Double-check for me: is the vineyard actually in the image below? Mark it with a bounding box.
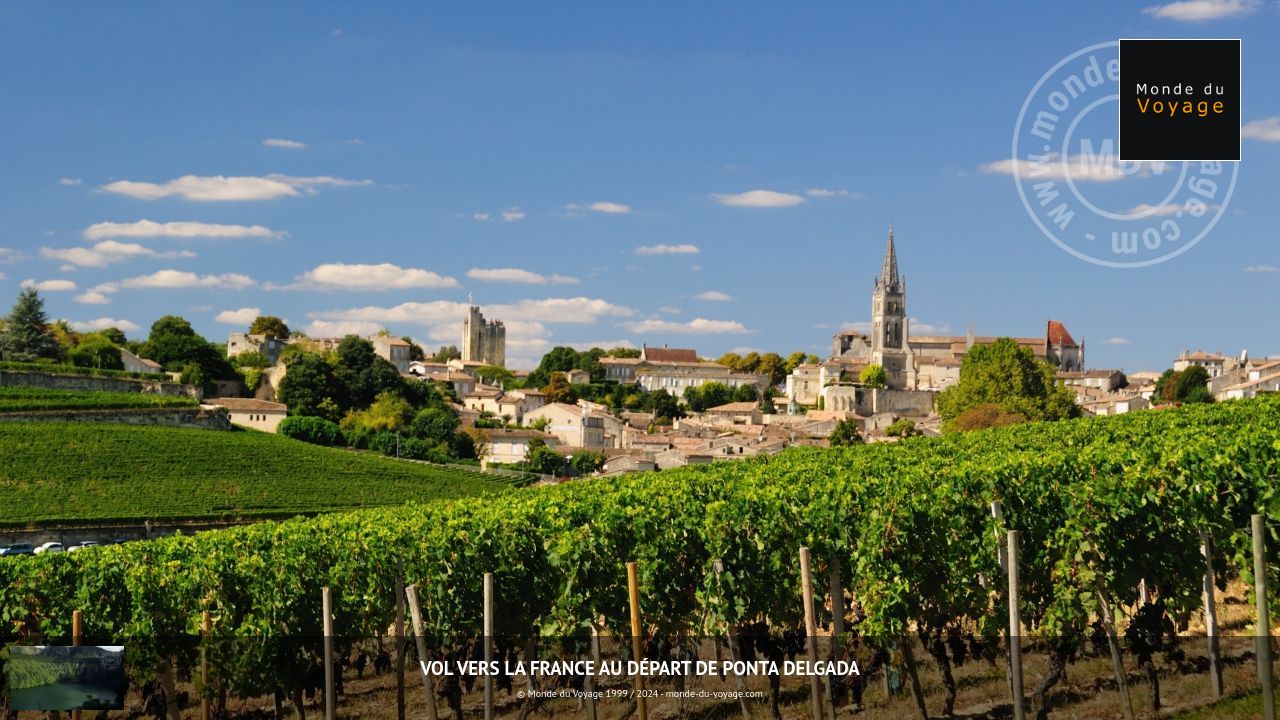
[0,423,512,527]
[0,360,168,381]
[2,397,1280,719]
[0,387,198,412]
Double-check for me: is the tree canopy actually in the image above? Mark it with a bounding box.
[935,338,1079,431]
[248,315,290,339]
[0,289,60,362]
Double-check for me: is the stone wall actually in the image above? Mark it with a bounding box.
[0,369,200,398]
[870,388,936,416]
[0,518,262,548]
[0,405,231,430]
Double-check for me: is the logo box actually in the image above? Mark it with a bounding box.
[1119,39,1240,162]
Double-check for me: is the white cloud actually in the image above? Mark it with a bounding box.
[69,317,140,332]
[303,319,385,337]
[1143,0,1259,21]
[566,339,635,351]
[694,290,732,302]
[980,154,1171,183]
[41,241,197,268]
[0,271,5,280]
[589,201,632,215]
[99,174,372,201]
[806,188,864,199]
[262,138,307,149]
[472,212,492,221]
[1242,117,1280,142]
[73,291,112,305]
[84,219,282,241]
[658,306,681,315]
[215,307,263,325]
[310,297,632,327]
[279,263,459,291]
[59,177,82,186]
[0,247,24,263]
[711,189,806,208]
[466,268,579,285]
[345,138,366,145]
[122,270,255,290]
[621,318,749,334]
[1103,337,1132,345]
[1126,202,1221,217]
[20,278,77,292]
[1245,265,1279,273]
[501,207,526,222]
[635,244,700,256]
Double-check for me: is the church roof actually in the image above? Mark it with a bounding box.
[641,345,699,363]
[1047,320,1077,347]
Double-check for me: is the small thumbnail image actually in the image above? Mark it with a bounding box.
[6,645,126,712]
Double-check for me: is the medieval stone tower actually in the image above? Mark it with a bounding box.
[869,225,915,390]
[461,303,506,367]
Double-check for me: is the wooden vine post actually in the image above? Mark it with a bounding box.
[825,557,842,719]
[1254,514,1275,720]
[626,561,649,720]
[404,584,440,720]
[1093,581,1136,720]
[72,609,83,720]
[201,609,212,720]
[395,580,407,720]
[1006,530,1025,720]
[1201,531,1222,699]
[323,586,335,720]
[798,547,825,720]
[483,572,495,720]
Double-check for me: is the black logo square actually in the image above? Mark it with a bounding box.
[1119,39,1240,161]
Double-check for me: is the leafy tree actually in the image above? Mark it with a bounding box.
[885,418,920,438]
[278,352,344,420]
[248,315,290,339]
[605,347,640,359]
[99,327,128,346]
[67,332,124,370]
[785,351,808,374]
[401,336,425,362]
[860,364,887,389]
[1175,365,1213,403]
[475,365,515,386]
[935,338,1079,431]
[528,346,580,387]
[757,352,787,386]
[230,351,270,369]
[349,391,415,432]
[806,353,821,364]
[524,438,565,476]
[428,345,461,363]
[646,389,685,422]
[717,352,742,370]
[684,381,733,412]
[759,387,777,414]
[0,288,60,362]
[335,335,404,408]
[732,384,758,402]
[410,406,460,443]
[543,371,578,404]
[570,450,606,476]
[278,416,345,446]
[949,403,1027,432]
[828,418,864,446]
[49,319,78,361]
[142,315,236,386]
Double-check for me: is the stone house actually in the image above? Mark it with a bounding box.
[208,397,288,432]
[478,428,558,466]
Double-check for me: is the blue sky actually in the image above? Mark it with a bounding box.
[0,1,1276,370]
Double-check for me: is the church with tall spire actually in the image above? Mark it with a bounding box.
[795,224,1084,406]
[869,225,916,389]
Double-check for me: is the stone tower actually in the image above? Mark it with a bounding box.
[869,225,914,390]
[461,304,506,367]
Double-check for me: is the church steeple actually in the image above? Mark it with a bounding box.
[877,224,901,293]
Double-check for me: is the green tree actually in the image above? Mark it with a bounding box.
[685,381,733,412]
[860,364,887,389]
[1175,365,1213,403]
[757,352,787,386]
[885,418,920,437]
[230,350,270,369]
[646,389,685,422]
[278,352,344,420]
[248,315,290,339]
[335,335,404,408]
[528,346,579,387]
[524,438,565,476]
[142,315,236,387]
[410,406,460,443]
[785,351,808,374]
[99,327,128,346]
[401,336,425,362]
[475,365,515,386]
[570,450,606,476]
[935,338,1079,431]
[732,384,758,402]
[355,391,415,432]
[0,289,60,362]
[67,332,124,370]
[428,345,461,363]
[543,371,578,404]
[828,418,864,446]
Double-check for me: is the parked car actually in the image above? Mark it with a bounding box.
[68,541,100,553]
[0,543,35,556]
[34,542,64,554]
